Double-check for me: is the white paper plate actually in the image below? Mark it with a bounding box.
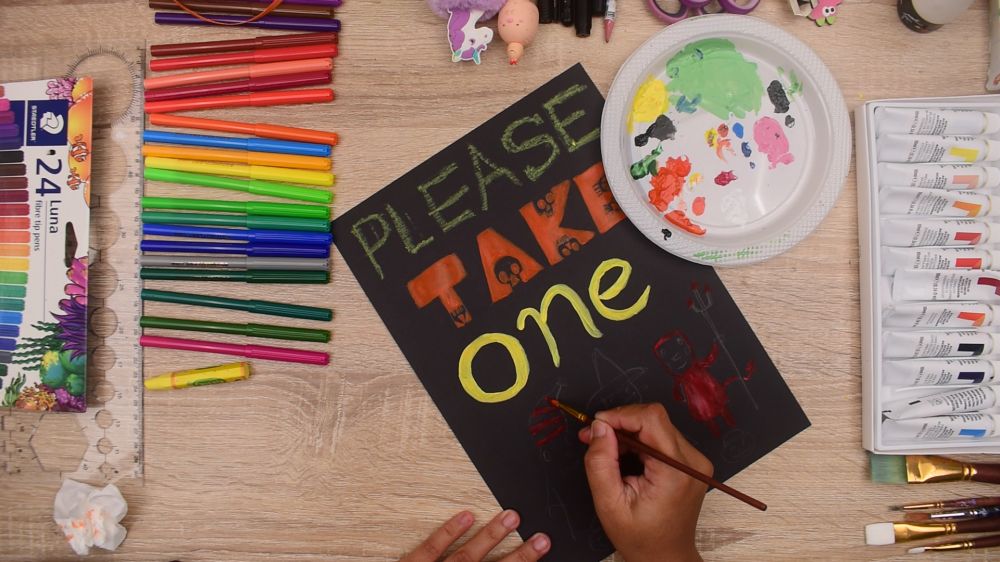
[601,14,850,266]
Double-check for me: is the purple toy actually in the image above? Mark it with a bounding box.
[427,0,507,64]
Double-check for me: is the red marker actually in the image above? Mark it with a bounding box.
[150,43,338,72]
[144,71,331,102]
[144,89,335,113]
[150,31,337,57]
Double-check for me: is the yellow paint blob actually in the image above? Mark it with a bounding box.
[689,172,703,186]
[628,76,669,133]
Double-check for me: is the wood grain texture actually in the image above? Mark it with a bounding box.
[0,1,997,560]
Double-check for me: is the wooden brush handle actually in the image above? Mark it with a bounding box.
[954,517,1000,534]
[971,462,1000,484]
[970,534,1000,549]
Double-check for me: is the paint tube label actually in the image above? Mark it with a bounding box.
[880,188,994,218]
[883,385,1000,419]
[892,270,1000,302]
[876,134,1000,163]
[881,219,992,247]
[876,108,1000,137]
[882,330,998,359]
[884,302,997,328]
[883,359,1000,386]
[882,247,994,273]
[877,163,1000,190]
[883,413,1000,441]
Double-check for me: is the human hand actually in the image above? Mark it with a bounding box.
[401,509,551,561]
[579,403,711,562]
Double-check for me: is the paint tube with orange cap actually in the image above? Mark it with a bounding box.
[881,188,998,218]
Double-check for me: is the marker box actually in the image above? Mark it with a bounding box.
[857,94,1000,454]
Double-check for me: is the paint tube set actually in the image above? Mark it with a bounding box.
[857,96,1000,455]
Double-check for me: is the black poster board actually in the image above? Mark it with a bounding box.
[333,64,809,561]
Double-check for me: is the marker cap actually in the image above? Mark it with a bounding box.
[987,139,1000,162]
[985,112,1000,135]
[986,167,1000,189]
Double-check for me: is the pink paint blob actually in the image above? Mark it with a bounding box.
[753,116,794,169]
[692,196,706,216]
[714,171,737,186]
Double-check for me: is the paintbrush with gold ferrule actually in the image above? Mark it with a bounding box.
[894,496,1000,511]
[907,532,1000,554]
[870,454,1000,484]
[866,517,1000,545]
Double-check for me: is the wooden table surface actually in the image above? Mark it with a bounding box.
[0,1,997,560]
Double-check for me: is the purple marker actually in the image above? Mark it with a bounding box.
[0,138,21,151]
[0,124,19,138]
[154,12,341,32]
[244,0,341,5]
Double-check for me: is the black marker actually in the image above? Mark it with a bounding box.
[591,0,606,17]
[574,0,592,37]
[558,0,572,25]
[538,0,556,23]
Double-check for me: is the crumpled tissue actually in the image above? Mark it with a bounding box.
[53,479,128,555]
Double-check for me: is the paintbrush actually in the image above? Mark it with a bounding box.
[895,496,1000,511]
[870,454,1000,484]
[907,532,1000,554]
[903,505,1000,521]
[865,517,1000,545]
[546,398,767,512]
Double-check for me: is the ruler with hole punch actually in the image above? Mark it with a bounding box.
[0,44,144,483]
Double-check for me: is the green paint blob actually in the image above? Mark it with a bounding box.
[665,39,763,120]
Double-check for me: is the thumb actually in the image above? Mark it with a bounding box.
[583,420,625,512]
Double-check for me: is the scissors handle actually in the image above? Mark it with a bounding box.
[717,0,760,15]
[647,0,760,24]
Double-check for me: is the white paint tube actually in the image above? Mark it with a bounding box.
[883,359,1000,386]
[884,303,999,329]
[883,413,1000,441]
[881,218,994,247]
[989,0,1000,91]
[880,188,997,218]
[876,134,1000,163]
[883,385,1000,419]
[892,270,1000,302]
[878,163,1000,190]
[876,108,1000,136]
[882,247,996,273]
[882,330,1000,359]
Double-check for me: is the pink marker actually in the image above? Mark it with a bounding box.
[0,100,9,112]
[140,335,329,365]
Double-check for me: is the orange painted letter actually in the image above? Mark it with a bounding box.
[574,163,625,233]
[407,254,472,328]
[519,180,595,265]
[478,228,544,304]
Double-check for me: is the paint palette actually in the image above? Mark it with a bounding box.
[602,14,850,266]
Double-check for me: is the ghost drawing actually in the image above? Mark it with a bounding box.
[753,116,794,169]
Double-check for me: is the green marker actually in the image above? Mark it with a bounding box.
[141,268,329,284]
[0,285,26,299]
[144,167,333,204]
[0,298,24,312]
[0,272,27,285]
[142,211,330,232]
[140,316,330,343]
[141,289,332,321]
[142,196,330,220]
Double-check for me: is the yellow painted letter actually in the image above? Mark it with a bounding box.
[517,284,602,367]
[459,333,529,403]
[589,258,650,321]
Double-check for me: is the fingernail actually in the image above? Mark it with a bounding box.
[502,510,518,529]
[459,512,474,526]
[530,534,550,553]
[592,420,607,438]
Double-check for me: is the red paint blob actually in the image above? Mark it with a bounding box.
[714,171,737,186]
[692,196,706,216]
[717,123,729,137]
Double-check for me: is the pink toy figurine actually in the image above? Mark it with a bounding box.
[427,0,507,64]
[808,0,841,26]
[498,0,539,65]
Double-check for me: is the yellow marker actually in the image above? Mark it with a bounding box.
[145,156,335,187]
[144,362,251,390]
[0,257,29,271]
[142,144,331,171]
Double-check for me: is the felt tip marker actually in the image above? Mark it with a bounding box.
[145,157,334,187]
[141,195,330,220]
[141,316,331,342]
[139,334,330,365]
[150,31,338,57]
[143,71,332,103]
[148,113,339,146]
[140,239,330,258]
[142,130,330,157]
[144,167,332,204]
[141,268,329,283]
[149,43,338,72]
[142,144,331,170]
[140,254,330,271]
[144,362,251,390]
[144,89,334,113]
[140,288,333,321]
[142,210,330,232]
[144,57,333,91]
[149,0,335,19]
[143,222,332,245]
[153,12,342,33]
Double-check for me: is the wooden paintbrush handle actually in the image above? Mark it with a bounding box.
[971,462,1000,484]
[970,533,1000,549]
[614,430,767,512]
[954,517,1000,534]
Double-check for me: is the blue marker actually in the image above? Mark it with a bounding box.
[142,223,331,246]
[141,239,330,258]
[0,325,19,338]
[0,338,16,351]
[143,130,331,158]
[0,311,22,324]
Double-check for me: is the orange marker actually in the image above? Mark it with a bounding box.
[141,144,331,170]
[0,231,29,243]
[143,57,333,91]
[0,244,28,257]
[149,114,339,146]
[144,89,333,113]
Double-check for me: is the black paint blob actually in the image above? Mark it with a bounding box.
[635,114,677,147]
[767,80,789,114]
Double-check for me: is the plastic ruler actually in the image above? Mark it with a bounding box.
[0,44,145,484]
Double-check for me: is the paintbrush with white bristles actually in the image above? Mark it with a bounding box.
[865,517,1000,545]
